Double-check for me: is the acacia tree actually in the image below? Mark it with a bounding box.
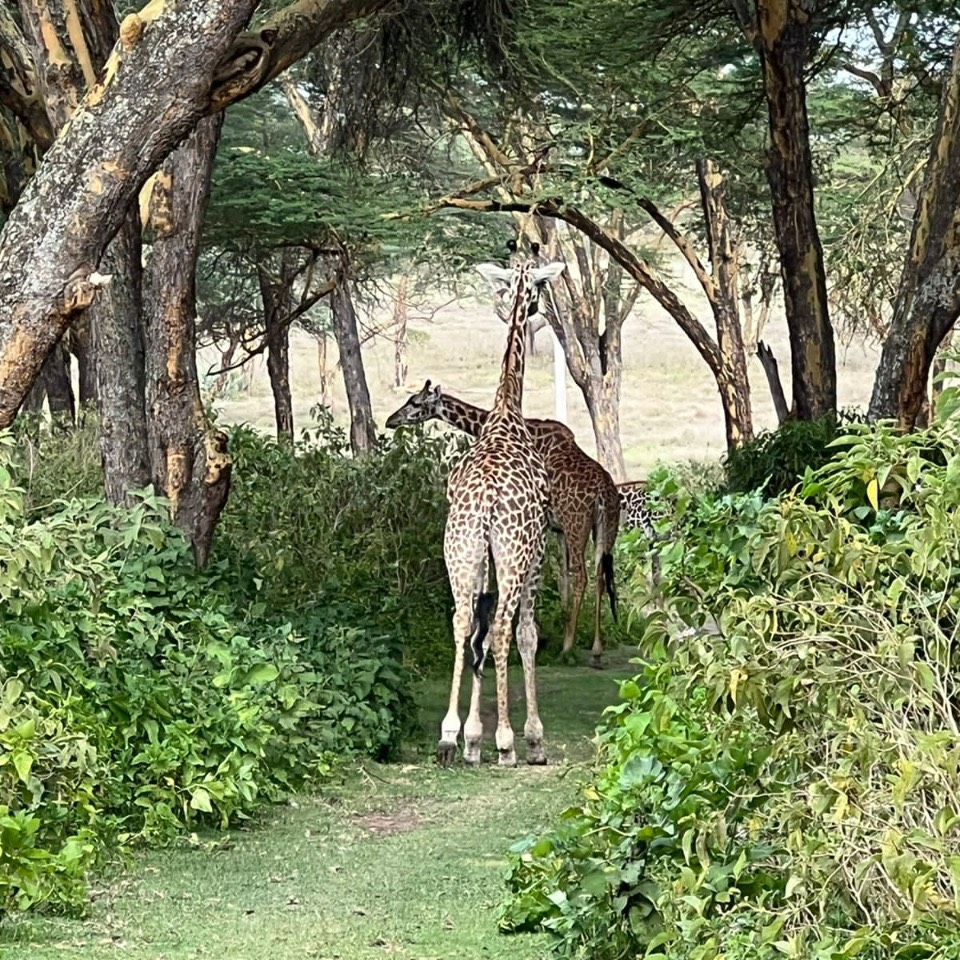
[730,0,837,419]
[0,0,397,558]
[428,82,756,458]
[0,0,396,429]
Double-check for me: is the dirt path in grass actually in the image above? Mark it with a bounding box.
[0,658,630,960]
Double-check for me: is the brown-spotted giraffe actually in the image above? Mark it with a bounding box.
[617,480,663,584]
[433,256,564,767]
[386,383,620,667]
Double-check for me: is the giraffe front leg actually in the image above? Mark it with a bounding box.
[438,606,472,766]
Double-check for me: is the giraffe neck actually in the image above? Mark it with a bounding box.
[492,278,533,417]
[437,395,488,437]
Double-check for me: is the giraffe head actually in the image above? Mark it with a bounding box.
[384,379,443,429]
[475,256,564,326]
[477,257,564,414]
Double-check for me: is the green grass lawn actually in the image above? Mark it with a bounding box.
[0,652,637,960]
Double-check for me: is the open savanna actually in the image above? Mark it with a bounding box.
[209,260,880,475]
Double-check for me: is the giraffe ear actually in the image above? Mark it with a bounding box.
[476,263,513,286]
[532,261,565,284]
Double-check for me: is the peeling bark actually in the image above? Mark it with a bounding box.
[697,159,753,447]
[869,33,960,429]
[143,115,231,566]
[0,1,259,428]
[0,0,397,427]
[330,277,376,456]
[20,0,150,501]
[0,5,54,149]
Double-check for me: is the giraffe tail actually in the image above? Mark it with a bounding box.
[469,592,496,677]
[601,552,618,623]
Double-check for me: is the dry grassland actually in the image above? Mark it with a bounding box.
[211,258,880,476]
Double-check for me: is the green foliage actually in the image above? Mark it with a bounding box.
[723,412,862,496]
[214,414,460,676]
[502,391,960,959]
[0,432,412,915]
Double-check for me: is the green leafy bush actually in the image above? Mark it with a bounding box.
[215,415,461,675]
[503,391,960,959]
[723,411,862,496]
[0,433,412,914]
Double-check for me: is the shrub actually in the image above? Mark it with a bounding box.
[723,410,862,496]
[502,389,960,960]
[0,433,413,914]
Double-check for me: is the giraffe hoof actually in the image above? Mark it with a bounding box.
[526,752,548,766]
[437,741,457,767]
[497,750,517,767]
[589,656,604,670]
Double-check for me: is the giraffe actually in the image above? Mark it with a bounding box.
[433,256,564,767]
[386,383,620,667]
[617,480,663,584]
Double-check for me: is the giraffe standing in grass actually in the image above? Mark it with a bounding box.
[386,384,620,667]
[433,256,564,767]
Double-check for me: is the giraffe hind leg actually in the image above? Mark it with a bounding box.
[517,556,547,764]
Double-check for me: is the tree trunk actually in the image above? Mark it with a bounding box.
[92,211,150,503]
[69,317,97,411]
[753,0,836,420]
[757,340,791,423]
[258,252,297,440]
[869,33,960,429]
[697,159,754,448]
[0,1,259,428]
[143,115,231,567]
[18,342,75,423]
[584,382,626,481]
[393,274,409,388]
[318,334,331,407]
[19,0,152,502]
[42,341,75,421]
[330,276,376,456]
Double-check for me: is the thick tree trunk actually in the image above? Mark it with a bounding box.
[869,34,960,429]
[753,0,836,420]
[19,0,152,502]
[143,116,231,567]
[258,253,296,440]
[0,1,259,428]
[93,213,150,502]
[330,277,376,456]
